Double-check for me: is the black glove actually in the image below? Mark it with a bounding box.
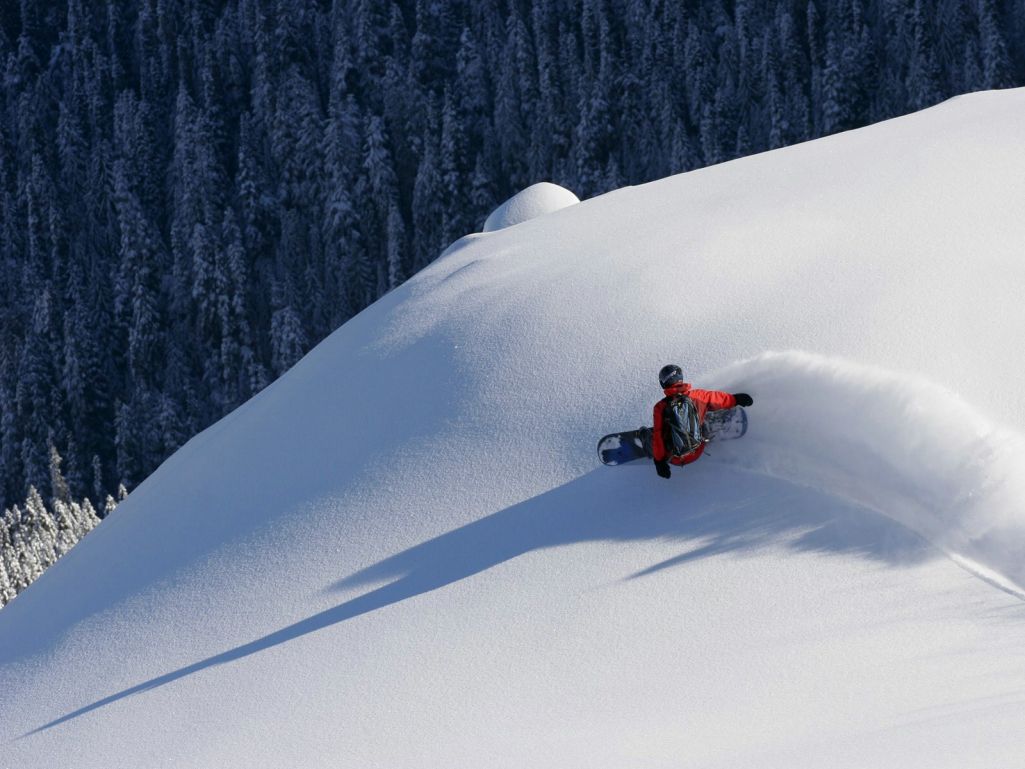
[655,460,672,479]
[733,393,753,407]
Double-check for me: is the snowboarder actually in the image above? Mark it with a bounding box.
[651,364,753,479]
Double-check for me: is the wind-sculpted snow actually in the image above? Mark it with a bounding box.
[710,351,1025,594]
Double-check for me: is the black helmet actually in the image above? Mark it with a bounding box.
[659,364,684,388]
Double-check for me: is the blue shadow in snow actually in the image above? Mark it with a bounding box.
[25,463,929,737]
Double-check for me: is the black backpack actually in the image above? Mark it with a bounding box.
[662,394,706,458]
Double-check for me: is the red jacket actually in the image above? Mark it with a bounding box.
[652,382,737,465]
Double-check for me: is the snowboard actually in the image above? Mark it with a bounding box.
[597,406,748,466]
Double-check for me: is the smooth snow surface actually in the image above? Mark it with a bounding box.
[481,181,580,231]
[3,90,1025,768]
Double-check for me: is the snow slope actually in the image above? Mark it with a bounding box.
[3,90,1025,768]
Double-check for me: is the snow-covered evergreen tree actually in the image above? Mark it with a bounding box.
[270,280,308,377]
[0,484,108,608]
[0,552,14,605]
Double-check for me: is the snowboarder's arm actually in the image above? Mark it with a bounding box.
[689,389,738,412]
[651,399,668,462]
[652,402,672,479]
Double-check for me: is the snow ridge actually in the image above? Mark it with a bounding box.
[710,350,1025,593]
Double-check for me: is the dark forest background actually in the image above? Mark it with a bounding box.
[1,0,1023,515]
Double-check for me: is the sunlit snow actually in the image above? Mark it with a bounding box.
[482,180,580,231]
[2,90,1025,769]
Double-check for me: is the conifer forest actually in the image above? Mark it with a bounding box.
[2,0,1024,604]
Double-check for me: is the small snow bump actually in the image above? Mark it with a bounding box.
[482,182,580,232]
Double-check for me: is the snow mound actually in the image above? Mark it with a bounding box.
[482,181,579,231]
[709,351,1025,593]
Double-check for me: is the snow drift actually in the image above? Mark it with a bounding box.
[3,90,1025,768]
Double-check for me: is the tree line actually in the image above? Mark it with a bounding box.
[0,445,116,607]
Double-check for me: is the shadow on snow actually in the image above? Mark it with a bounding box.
[24,463,930,736]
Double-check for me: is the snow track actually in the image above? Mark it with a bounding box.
[710,351,1025,594]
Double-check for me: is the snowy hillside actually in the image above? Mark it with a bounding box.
[2,89,1025,768]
